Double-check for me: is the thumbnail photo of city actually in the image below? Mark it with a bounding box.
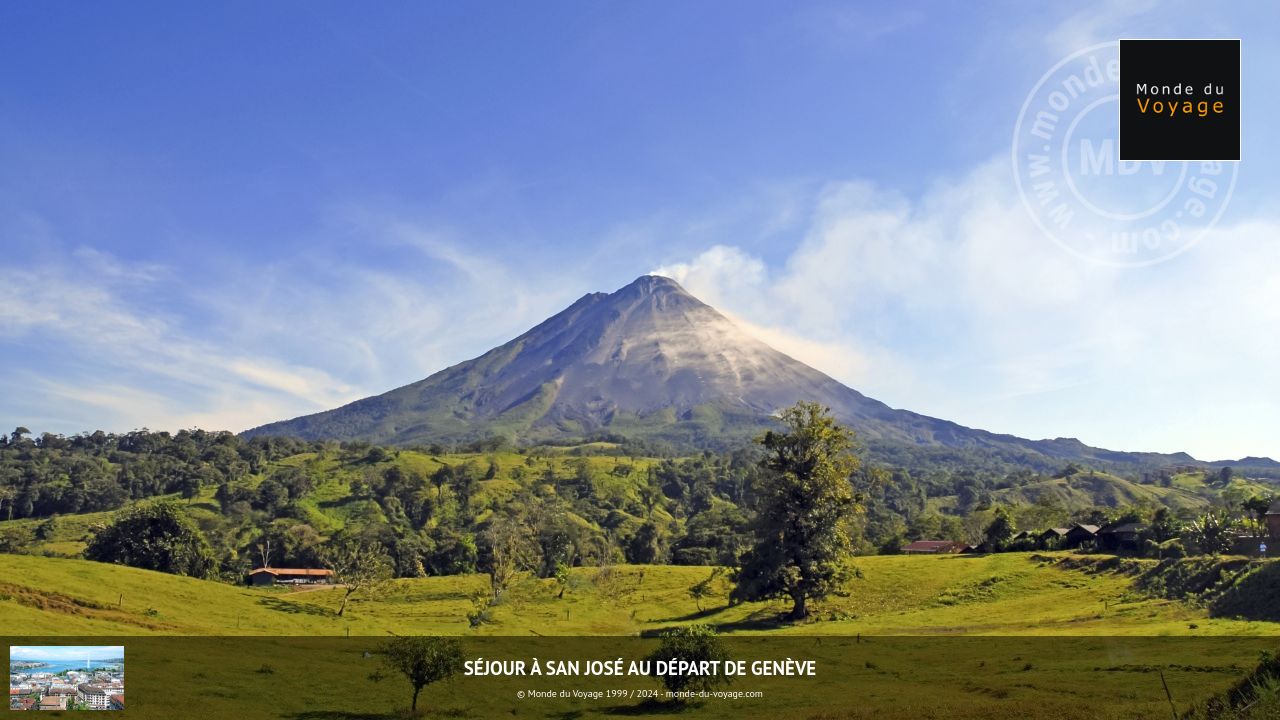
[9,646,124,711]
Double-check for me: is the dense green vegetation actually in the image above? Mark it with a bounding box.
[0,426,313,521]
[84,500,215,577]
[1,423,1275,593]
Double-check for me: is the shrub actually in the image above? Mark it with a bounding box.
[1159,538,1187,559]
[1141,538,1161,559]
[646,624,731,697]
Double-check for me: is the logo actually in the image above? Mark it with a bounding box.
[1013,42,1237,267]
[1119,39,1240,161]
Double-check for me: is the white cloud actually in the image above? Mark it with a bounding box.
[654,245,768,301]
[654,157,1280,461]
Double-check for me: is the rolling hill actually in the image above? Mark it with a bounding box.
[4,552,1279,637]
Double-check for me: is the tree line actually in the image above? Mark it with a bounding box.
[2,415,1274,622]
[0,427,317,521]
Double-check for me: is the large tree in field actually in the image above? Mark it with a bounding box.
[731,402,860,620]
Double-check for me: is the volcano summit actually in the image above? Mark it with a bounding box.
[243,275,1208,469]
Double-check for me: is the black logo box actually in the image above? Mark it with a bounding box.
[1119,39,1240,161]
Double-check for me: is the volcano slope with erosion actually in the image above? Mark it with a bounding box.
[245,275,1272,476]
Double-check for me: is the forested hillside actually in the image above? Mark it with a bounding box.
[2,426,1275,586]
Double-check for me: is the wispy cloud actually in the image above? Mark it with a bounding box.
[0,213,580,436]
[0,253,361,433]
[642,3,1275,462]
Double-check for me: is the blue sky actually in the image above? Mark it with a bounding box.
[10,646,123,662]
[2,1,1278,460]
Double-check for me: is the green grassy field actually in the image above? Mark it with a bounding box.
[6,451,1279,717]
[4,552,1279,638]
[6,553,1280,719]
[5,634,1266,720]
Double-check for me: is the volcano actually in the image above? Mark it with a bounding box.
[243,275,1207,469]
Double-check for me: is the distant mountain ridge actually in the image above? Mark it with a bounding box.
[243,275,1272,472]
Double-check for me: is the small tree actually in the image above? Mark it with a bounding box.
[647,625,731,698]
[731,402,860,620]
[1149,507,1182,542]
[1243,496,1275,536]
[380,636,464,713]
[688,567,725,612]
[626,521,669,564]
[637,480,665,520]
[430,465,453,502]
[33,515,59,541]
[0,486,16,521]
[1217,466,1235,486]
[983,508,1015,552]
[1184,509,1236,556]
[327,537,393,617]
[480,513,539,600]
[10,427,30,445]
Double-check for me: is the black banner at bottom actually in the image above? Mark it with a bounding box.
[5,635,1276,719]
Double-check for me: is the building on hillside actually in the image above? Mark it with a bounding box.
[901,540,971,554]
[109,695,125,710]
[39,695,68,710]
[246,567,334,586]
[11,697,36,711]
[1063,524,1101,549]
[1098,523,1147,552]
[76,684,111,710]
[1038,527,1070,548]
[1268,500,1280,541]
